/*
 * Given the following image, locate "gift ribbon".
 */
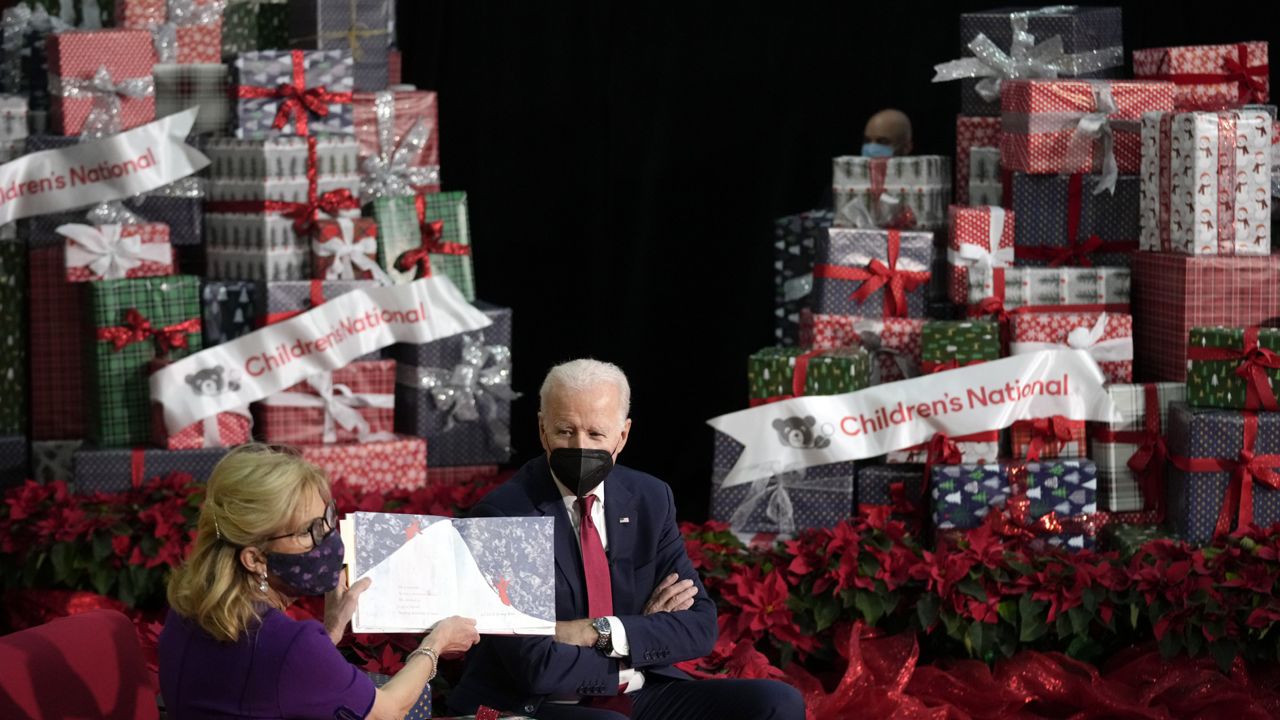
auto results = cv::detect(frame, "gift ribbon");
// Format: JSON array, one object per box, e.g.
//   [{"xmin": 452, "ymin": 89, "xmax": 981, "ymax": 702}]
[
  {"xmin": 994, "ymin": 494, "xmax": 1102, "ymax": 547},
  {"xmin": 262, "ymin": 279, "xmax": 328, "ymax": 326},
  {"xmin": 1168, "ymin": 412, "xmax": 1280, "ymax": 538},
  {"xmin": 198, "ymin": 405, "xmax": 252, "ymax": 448},
  {"xmin": 1, "ymin": 3, "xmax": 69, "ymax": 87},
  {"xmin": 968, "ymin": 266, "xmax": 1130, "ymax": 319},
  {"xmin": 1091, "ymin": 383, "xmax": 1168, "ymax": 518},
  {"xmin": 97, "ymin": 308, "xmax": 201, "ymax": 356},
  {"xmin": 259, "ymin": 371, "xmax": 396, "ymax": 444},
  {"xmin": 930, "ymin": 6, "xmax": 1123, "ymax": 102},
  {"xmin": 395, "ymin": 335, "xmax": 519, "ymax": 453},
  {"xmin": 746, "ymin": 349, "xmax": 830, "ymax": 407},
  {"xmin": 946, "ymin": 207, "xmax": 1012, "ymax": 277},
  {"xmin": 1185, "ymin": 327, "xmax": 1280, "ymax": 411},
  {"xmin": 726, "ymin": 462, "xmax": 834, "ymax": 536},
  {"xmin": 146, "ymin": 0, "xmax": 228, "ymax": 64},
  {"xmin": 394, "ymin": 194, "xmax": 472, "ymax": 279},
  {"xmin": 235, "ymin": 49, "xmax": 353, "ymax": 136},
  {"xmin": 130, "ymin": 448, "xmax": 147, "ymax": 489},
  {"xmin": 1148, "ymin": 43, "xmax": 1269, "ymax": 106},
  {"xmin": 312, "ymin": 217, "xmax": 392, "ymax": 283},
  {"xmin": 307, "ymin": 0, "xmax": 388, "ymax": 62},
  {"xmin": 58, "ymin": 223, "xmax": 171, "ymax": 280},
  {"xmin": 49, "ymin": 65, "xmax": 156, "ymax": 137},
  {"xmin": 1014, "ymin": 174, "xmax": 1138, "ymax": 266},
  {"xmin": 813, "ymin": 230, "xmax": 930, "ymax": 319},
  {"xmin": 851, "ymin": 319, "xmax": 918, "ymax": 382},
  {"xmin": 359, "ymin": 93, "xmax": 439, "ymax": 199},
  {"xmin": 1020, "ymin": 415, "xmax": 1078, "ymax": 461},
  {"xmin": 1010, "ymin": 312, "xmax": 1133, "ymax": 368}
]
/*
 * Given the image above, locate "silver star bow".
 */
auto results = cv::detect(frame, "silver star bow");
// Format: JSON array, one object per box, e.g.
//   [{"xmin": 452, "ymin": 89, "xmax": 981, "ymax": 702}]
[{"xmin": 398, "ymin": 335, "xmax": 520, "ymax": 454}]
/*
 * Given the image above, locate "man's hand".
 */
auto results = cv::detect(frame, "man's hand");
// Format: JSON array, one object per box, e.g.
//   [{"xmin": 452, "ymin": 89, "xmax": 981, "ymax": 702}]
[
  {"xmin": 324, "ymin": 569, "xmax": 371, "ymax": 645},
  {"xmin": 644, "ymin": 574, "xmax": 697, "ymax": 615},
  {"xmin": 554, "ymin": 618, "xmax": 599, "ymax": 648}
]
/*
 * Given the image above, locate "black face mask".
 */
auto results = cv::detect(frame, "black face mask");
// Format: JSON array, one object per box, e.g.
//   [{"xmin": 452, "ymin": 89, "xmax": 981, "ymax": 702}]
[{"xmin": 549, "ymin": 447, "xmax": 615, "ymax": 497}]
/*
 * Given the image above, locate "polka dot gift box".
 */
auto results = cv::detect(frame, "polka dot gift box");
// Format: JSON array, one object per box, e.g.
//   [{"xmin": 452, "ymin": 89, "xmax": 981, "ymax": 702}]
[
  {"xmin": 1009, "ymin": 172, "xmax": 1140, "ymax": 269},
  {"xmin": 947, "ymin": 205, "xmax": 1015, "ymax": 306},
  {"xmin": 1009, "ymin": 311, "xmax": 1133, "ymax": 384},
  {"xmin": 300, "ymin": 435, "xmax": 427, "ymax": 493},
  {"xmin": 1133, "ymin": 42, "xmax": 1269, "ymax": 112}
]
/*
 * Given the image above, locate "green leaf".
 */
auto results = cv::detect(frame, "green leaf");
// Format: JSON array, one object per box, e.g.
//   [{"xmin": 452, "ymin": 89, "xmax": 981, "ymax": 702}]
[
  {"xmin": 956, "ymin": 578, "xmax": 987, "ymax": 601},
  {"xmin": 1067, "ymin": 607, "xmax": 1090, "ymax": 636},
  {"xmin": 813, "ymin": 601, "xmax": 840, "ymax": 633},
  {"xmin": 1209, "ymin": 640, "xmax": 1238, "ymax": 673},
  {"xmin": 853, "ymin": 590, "xmax": 886, "ymax": 626},
  {"xmin": 89, "ymin": 565, "xmax": 114, "ymax": 596},
  {"xmin": 1158, "ymin": 630, "xmax": 1180, "ymax": 659},
  {"xmin": 1130, "ymin": 603, "xmax": 1140, "ymax": 629},
  {"xmin": 1186, "ymin": 627, "xmax": 1204, "ymax": 657},
  {"xmin": 916, "ymin": 593, "xmax": 939, "ymax": 629},
  {"xmin": 92, "ymin": 533, "xmax": 113, "ymax": 562},
  {"xmin": 49, "ymin": 544, "xmax": 74, "ymax": 585},
  {"xmin": 968, "ymin": 621, "xmax": 994, "ymax": 660},
  {"xmin": 997, "ymin": 600, "xmax": 1017, "ymax": 625},
  {"xmin": 1019, "ymin": 595, "xmax": 1048, "ymax": 644}
]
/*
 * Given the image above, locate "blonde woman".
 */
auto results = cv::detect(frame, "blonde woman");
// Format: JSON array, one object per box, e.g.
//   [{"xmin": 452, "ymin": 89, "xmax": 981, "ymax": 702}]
[{"xmin": 160, "ymin": 444, "xmax": 479, "ymax": 719}]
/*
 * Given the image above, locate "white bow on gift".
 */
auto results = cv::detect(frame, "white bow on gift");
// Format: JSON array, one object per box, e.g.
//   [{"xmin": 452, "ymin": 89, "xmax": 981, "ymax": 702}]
[
  {"xmin": 57, "ymin": 223, "xmax": 172, "ymax": 280},
  {"xmin": 50, "ymin": 64, "xmax": 155, "ymax": 137},
  {"xmin": 261, "ymin": 371, "xmax": 397, "ymax": 444},
  {"xmin": 147, "ymin": 0, "xmax": 228, "ymax": 64},
  {"xmin": 397, "ymin": 335, "xmax": 519, "ymax": 454},
  {"xmin": 359, "ymin": 91, "xmax": 440, "ymax": 200},
  {"xmin": 1009, "ymin": 312, "xmax": 1133, "ymax": 363},
  {"xmin": 945, "ymin": 207, "xmax": 1012, "ymax": 273},
  {"xmin": 311, "ymin": 217, "xmax": 392, "ymax": 284}
]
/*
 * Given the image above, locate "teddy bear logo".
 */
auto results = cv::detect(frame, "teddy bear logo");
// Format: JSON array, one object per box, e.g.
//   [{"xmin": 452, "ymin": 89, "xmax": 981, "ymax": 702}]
[
  {"xmin": 771, "ymin": 416, "xmax": 830, "ymax": 449},
  {"xmin": 185, "ymin": 365, "xmax": 241, "ymax": 397}
]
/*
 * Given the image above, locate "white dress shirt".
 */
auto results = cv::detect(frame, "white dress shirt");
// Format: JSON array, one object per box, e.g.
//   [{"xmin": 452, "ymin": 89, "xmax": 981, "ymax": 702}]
[{"xmin": 551, "ymin": 474, "xmax": 645, "ymax": 693}]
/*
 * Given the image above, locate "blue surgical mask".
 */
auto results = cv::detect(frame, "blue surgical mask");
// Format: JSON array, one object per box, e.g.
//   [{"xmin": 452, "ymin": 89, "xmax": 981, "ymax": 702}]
[{"xmin": 861, "ymin": 142, "xmax": 896, "ymax": 158}]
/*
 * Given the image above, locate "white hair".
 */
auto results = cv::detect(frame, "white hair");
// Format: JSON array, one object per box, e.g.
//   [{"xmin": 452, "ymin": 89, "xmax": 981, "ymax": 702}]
[{"xmin": 539, "ymin": 359, "xmax": 631, "ymax": 424}]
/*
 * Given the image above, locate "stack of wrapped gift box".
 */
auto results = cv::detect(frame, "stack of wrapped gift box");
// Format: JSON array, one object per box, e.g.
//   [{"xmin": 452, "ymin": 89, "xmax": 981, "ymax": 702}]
[{"xmin": 0, "ymin": 0, "xmax": 513, "ymax": 494}]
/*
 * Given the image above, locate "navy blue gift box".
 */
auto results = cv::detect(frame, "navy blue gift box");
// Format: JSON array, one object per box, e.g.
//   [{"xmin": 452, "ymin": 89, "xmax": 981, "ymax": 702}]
[
  {"xmin": 1010, "ymin": 173, "xmax": 1138, "ymax": 268},
  {"xmin": 202, "ymin": 280, "xmax": 258, "ymax": 347},
  {"xmin": 71, "ymin": 447, "xmax": 228, "ymax": 494},
  {"xmin": 1, "ymin": 435, "xmax": 27, "ymax": 489}
]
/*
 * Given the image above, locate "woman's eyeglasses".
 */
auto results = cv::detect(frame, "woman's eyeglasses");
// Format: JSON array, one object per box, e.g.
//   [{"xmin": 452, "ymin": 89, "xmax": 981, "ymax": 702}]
[{"xmin": 266, "ymin": 500, "xmax": 337, "ymax": 549}]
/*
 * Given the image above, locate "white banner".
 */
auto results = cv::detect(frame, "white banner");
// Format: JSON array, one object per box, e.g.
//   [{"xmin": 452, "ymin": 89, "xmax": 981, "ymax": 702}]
[
  {"xmin": 0, "ymin": 109, "xmax": 208, "ymax": 226},
  {"xmin": 707, "ymin": 350, "xmax": 1120, "ymax": 488},
  {"xmin": 151, "ymin": 276, "xmax": 492, "ymax": 433}
]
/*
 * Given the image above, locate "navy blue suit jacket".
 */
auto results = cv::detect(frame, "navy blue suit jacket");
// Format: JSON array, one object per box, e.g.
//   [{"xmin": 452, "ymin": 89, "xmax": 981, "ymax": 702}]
[{"xmin": 448, "ymin": 457, "xmax": 718, "ymax": 716}]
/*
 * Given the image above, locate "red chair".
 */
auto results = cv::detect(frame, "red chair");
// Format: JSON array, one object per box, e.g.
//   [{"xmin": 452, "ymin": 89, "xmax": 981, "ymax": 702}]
[{"xmin": 0, "ymin": 609, "xmax": 159, "ymax": 720}]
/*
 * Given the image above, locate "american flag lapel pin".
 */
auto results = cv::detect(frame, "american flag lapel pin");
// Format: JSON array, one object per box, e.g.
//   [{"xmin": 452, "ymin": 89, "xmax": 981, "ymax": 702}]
[{"xmin": 619, "ymin": 517, "xmax": 630, "ymax": 524}]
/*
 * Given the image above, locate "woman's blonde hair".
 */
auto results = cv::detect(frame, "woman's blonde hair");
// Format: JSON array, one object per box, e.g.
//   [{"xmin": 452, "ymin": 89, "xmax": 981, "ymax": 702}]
[{"xmin": 167, "ymin": 444, "xmax": 331, "ymax": 643}]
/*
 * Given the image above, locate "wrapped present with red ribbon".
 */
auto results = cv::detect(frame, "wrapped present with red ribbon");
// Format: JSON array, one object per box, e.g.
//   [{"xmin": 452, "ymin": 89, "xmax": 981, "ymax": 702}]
[
  {"xmin": 1090, "ymin": 383, "xmax": 1184, "ymax": 514},
  {"xmin": 1138, "ymin": 109, "xmax": 1272, "ymax": 256},
  {"xmin": 856, "ymin": 464, "xmax": 925, "ymax": 534},
  {"xmin": 70, "ymin": 445, "xmax": 228, "ymax": 494},
  {"xmin": 46, "ymin": 29, "xmax": 156, "ymax": 136},
  {"xmin": 746, "ymin": 346, "xmax": 871, "ymax": 406},
  {"xmin": 1010, "ymin": 415, "xmax": 1088, "ymax": 461},
  {"xmin": 116, "ymin": 0, "xmax": 226, "ymax": 64},
  {"xmin": 375, "ymin": 191, "xmax": 475, "ymax": 300},
  {"xmin": 87, "ymin": 276, "xmax": 203, "ymax": 447},
  {"xmin": 1012, "ymin": 172, "xmax": 1138, "ymax": 268},
  {"xmin": 955, "ymin": 115, "xmax": 1004, "ymax": 206},
  {"xmin": 1000, "ymin": 79, "xmax": 1174, "ymax": 191},
  {"xmin": 58, "ymin": 222, "xmax": 174, "ymax": 282},
  {"xmin": 255, "ymin": 359, "xmax": 396, "ymax": 445},
  {"xmin": 1187, "ymin": 326, "xmax": 1280, "ymax": 411},
  {"xmin": 963, "ymin": 266, "xmax": 1130, "ymax": 313},
  {"xmin": 1132, "ymin": 254, "xmax": 1280, "ymax": 382},
  {"xmin": 947, "ymin": 205, "xmax": 1014, "ymax": 305},
  {"xmin": 797, "ymin": 311, "xmax": 923, "ymax": 382},
  {"xmin": 354, "ymin": 86, "xmax": 441, "ymax": 196},
  {"xmin": 286, "ymin": 0, "xmax": 392, "ymax": 92},
  {"xmin": 234, "ymin": 48, "xmax": 353, "ymax": 138},
  {"xmin": 811, "ymin": 228, "xmax": 933, "ymax": 320},
  {"xmin": 301, "ymin": 435, "xmax": 426, "ymax": 493},
  {"xmin": 1166, "ymin": 402, "xmax": 1280, "ymax": 544},
  {"xmin": 148, "ymin": 358, "xmax": 251, "ymax": 450},
  {"xmin": 1009, "ymin": 311, "xmax": 1133, "ymax": 383},
  {"xmin": 310, "ymin": 217, "xmax": 388, "ymax": 282},
  {"xmin": 831, "ymin": 155, "xmax": 951, "ymax": 230},
  {"xmin": 1134, "ymin": 41, "xmax": 1269, "ymax": 111}
]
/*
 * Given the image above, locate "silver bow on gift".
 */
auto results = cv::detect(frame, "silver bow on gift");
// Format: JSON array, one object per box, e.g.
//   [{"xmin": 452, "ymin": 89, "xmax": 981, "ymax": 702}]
[
  {"xmin": 148, "ymin": 0, "xmax": 228, "ymax": 64},
  {"xmin": 727, "ymin": 462, "xmax": 817, "ymax": 535},
  {"xmin": 397, "ymin": 335, "xmax": 520, "ymax": 454},
  {"xmin": 1065, "ymin": 83, "xmax": 1125, "ymax": 195},
  {"xmin": 360, "ymin": 91, "xmax": 440, "ymax": 200},
  {"xmin": 57, "ymin": 223, "xmax": 172, "ymax": 280},
  {"xmin": 84, "ymin": 200, "xmax": 145, "ymax": 225},
  {"xmin": 1, "ymin": 2, "xmax": 69, "ymax": 88},
  {"xmin": 50, "ymin": 64, "xmax": 155, "ymax": 137},
  {"xmin": 931, "ymin": 5, "xmax": 1123, "ymax": 103},
  {"xmin": 853, "ymin": 319, "xmax": 918, "ymax": 383},
  {"xmin": 261, "ymin": 371, "xmax": 397, "ymax": 444}
]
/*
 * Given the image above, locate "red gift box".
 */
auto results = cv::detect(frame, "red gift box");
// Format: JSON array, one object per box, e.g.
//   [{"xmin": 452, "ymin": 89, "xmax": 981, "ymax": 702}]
[
  {"xmin": 947, "ymin": 205, "xmax": 1014, "ymax": 305},
  {"xmin": 1009, "ymin": 311, "xmax": 1133, "ymax": 383},
  {"xmin": 1010, "ymin": 417, "xmax": 1088, "ymax": 460},
  {"xmin": 302, "ymin": 435, "xmax": 427, "ymax": 492},
  {"xmin": 798, "ymin": 310, "xmax": 923, "ymax": 382},
  {"xmin": 256, "ymin": 360, "xmax": 397, "ymax": 444},
  {"xmin": 149, "ymin": 359, "xmax": 251, "ymax": 449},
  {"xmin": 1133, "ymin": 41, "xmax": 1269, "ymax": 111},
  {"xmin": 1132, "ymin": 254, "xmax": 1280, "ymax": 382},
  {"xmin": 46, "ymin": 30, "xmax": 156, "ymax": 135},
  {"xmin": 999, "ymin": 79, "xmax": 1174, "ymax": 177},
  {"xmin": 310, "ymin": 218, "xmax": 387, "ymax": 282},
  {"xmin": 60, "ymin": 222, "xmax": 174, "ymax": 282},
  {"xmin": 115, "ymin": 0, "xmax": 223, "ymax": 64},
  {"xmin": 955, "ymin": 115, "xmax": 1003, "ymax": 206},
  {"xmin": 353, "ymin": 88, "xmax": 440, "ymax": 195}
]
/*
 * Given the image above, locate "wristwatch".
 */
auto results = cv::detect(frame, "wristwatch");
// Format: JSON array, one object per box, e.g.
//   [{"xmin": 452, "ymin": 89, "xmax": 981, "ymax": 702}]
[{"xmin": 591, "ymin": 617, "xmax": 613, "ymax": 654}]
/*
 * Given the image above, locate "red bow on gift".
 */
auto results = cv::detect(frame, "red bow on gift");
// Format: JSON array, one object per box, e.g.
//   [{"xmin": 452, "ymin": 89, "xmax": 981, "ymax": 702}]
[
  {"xmin": 1186, "ymin": 327, "xmax": 1280, "ymax": 411},
  {"xmin": 1014, "ymin": 174, "xmax": 1137, "ymax": 267},
  {"xmin": 1023, "ymin": 416, "xmax": 1076, "ymax": 461},
  {"xmin": 1171, "ymin": 413, "xmax": 1280, "ymax": 538},
  {"xmin": 991, "ymin": 494, "xmax": 1102, "ymax": 546},
  {"xmin": 813, "ymin": 230, "xmax": 930, "ymax": 319},
  {"xmin": 394, "ymin": 195, "xmax": 473, "ymax": 279},
  {"xmin": 1092, "ymin": 384, "xmax": 1168, "ymax": 517},
  {"xmin": 236, "ymin": 50, "xmax": 354, "ymax": 136},
  {"xmin": 96, "ymin": 308, "xmax": 201, "ymax": 356},
  {"xmin": 1155, "ymin": 43, "xmax": 1269, "ymax": 106}
]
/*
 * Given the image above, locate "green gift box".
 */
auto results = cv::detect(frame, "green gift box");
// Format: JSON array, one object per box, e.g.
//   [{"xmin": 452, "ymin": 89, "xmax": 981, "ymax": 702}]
[
  {"xmin": 920, "ymin": 320, "xmax": 1000, "ymax": 372},
  {"xmin": 1100, "ymin": 523, "xmax": 1173, "ymax": 558},
  {"xmin": 1187, "ymin": 327, "xmax": 1280, "ymax": 410},
  {"xmin": 87, "ymin": 276, "xmax": 203, "ymax": 447},
  {"xmin": 371, "ymin": 192, "xmax": 475, "ymax": 301},
  {"xmin": 222, "ymin": 0, "xmax": 290, "ymax": 57},
  {"xmin": 747, "ymin": 346, "xmax": 870, "ymax": 403},
  {"xmin": 0, "ymin": 240, "xmax": 26, "ymax": 434}
]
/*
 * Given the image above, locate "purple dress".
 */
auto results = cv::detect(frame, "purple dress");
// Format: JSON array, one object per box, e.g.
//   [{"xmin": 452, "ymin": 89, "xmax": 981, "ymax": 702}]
[{"xmin": 159, "ymin": 607, "xmax": 376, "ymax": 719}]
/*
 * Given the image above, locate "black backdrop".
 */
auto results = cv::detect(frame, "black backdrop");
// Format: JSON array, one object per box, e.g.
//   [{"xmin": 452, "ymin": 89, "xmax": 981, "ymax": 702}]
[{"xmin": 396, "ymin": 1, "xmax": 1278, "ymax": 520}]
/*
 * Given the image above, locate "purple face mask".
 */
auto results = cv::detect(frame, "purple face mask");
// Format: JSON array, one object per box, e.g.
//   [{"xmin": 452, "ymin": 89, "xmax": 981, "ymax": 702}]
[{"xmin": 267, "ymin": 530, "xmax": 345, "ymax": 596}]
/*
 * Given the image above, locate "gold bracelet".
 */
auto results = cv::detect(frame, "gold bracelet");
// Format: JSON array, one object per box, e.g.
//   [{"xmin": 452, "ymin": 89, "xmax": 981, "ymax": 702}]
[{"xmin": 407, "ymin": 645, "xmax": 439, "ymax": 682}]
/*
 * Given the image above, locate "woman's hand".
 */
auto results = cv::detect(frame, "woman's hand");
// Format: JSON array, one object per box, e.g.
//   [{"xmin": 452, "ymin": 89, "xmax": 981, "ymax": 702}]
[
  {"xmin": 324, "ymin": 569, "xmax": 371, "ymax": 645},
  {"xmin": 424, "ymin": 616, "xmax": 480, "ymax": 658}
]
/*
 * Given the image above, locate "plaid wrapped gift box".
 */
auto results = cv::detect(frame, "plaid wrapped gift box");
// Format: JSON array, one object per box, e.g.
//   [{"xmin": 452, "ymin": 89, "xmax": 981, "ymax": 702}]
[
  {"xmin": 27, "ymin": 243, "xmax": 87, "ymax": 439},
  {"xmin": 1091, "ymin": 383, "xmax": 1185, "ymax": 513},
  {"xmin": 0, "ymin": 435, "xmax": 25, "ymax": 489},
  {"xmin": 1010, "ymin": 417, "xmax": 1088, "ymax": 461},
  {"xmin": 946, "ymin": 205, "xmax": 1013, "ymax": 305},
  {"xmin": 353, "ymin": 87, "xmax": 441, "ymax": 195},
  {"xmin": 255, "ymin": 359, "xmax": 396, "ymax": 444},
  {"xmin": 999, "ymin": 79, "xmax": 1174, "ymax": 177},
  {"xmin": 46, "ymin": 30, "xmax": 156, "ymax": 135},
  {"xmin": 1134, "ymin": 42, "xmax": 1269, "ymax": 111},
  {"xmin": 1009, "ymin": 311, "xmax": 1133, "ymax": 383},
  {"xmin": 116, "ymin": 0, "xmax": 224, "ymax": 64},
  {"xmin": 155, "ymin": 63, "xmax": 231, "ymax": 136},
  {"xmin": 30, "ymin": 440, "xmax": 82, "ymax": 483},
  {"xmin": 59, "ymin": 222, "xmax": 174, "ymax": 282},
  {"xmin": 390, "ymin": 302, "xmax": 515, "ymax": 467},
  {"xmin": 234, "ymin": 49, "xmax": 353, "ymax": 138},
  {"xmin": 373, "ymin": 192, "xmax": 475, "ymax": 300},
  {"xmin": 288, "ymin": 0, "xmax": 391, "ymax": 92},
  {"xmin": 963, "ymin": 266, "xmax": 1130, "ymax": 312},
  {"xmin": 956, "ymin": 115, "xmax": 1003, "ymax": 205},
  {"xmin": 71, "ymin": 445, "xmax": 227, "ymax": 494},
  {"xmin": 1131, "ymin": 254, "xmax": 1280, "ymax": 382},
  {"xmin": 301, "ymin": 435, "xmax": 426, "ymax": 492},
  {"xmin": 87, "ymin": 276, "xmax": 203, "ymax": 447},
  {"xmin": 773, "ymin": 209, "xmax": 832, "ymax": 346},
  {"xmin": 1011, "ymin": 172, "xmax": 1139, "ymax": 268},
  {"xmin": 797, "ymin": 312, "xmax": 923, "ymax": 382},
  {"xmin": 747, "ymin": 346, "xmax": 870, "ymax": 404},
  {"xmin": 221, "ymin": 0, "xmax": 288, "ymax": 57},
  {"xmin": 949, "ymin": 6, "xmax": 1123, "ymax": 117},
  {"xmin": 201, "ymin": 279, "xmax": 257, "ymax": 346},
  {"xmin": 831, "ymin": 155, "xmax": 951, "ymax": 230},
  {"xmin": 0, "ymin": 241, "xmax": 26, "ymax": 434},
  {"xmin": 711, "ymin": 430, "xmax": 856, "ymax": 534},
  {"xmin": 855, "ymin": 464, "xmax": 925, "ymax": 529},
  {"xmin": 811, "ymin": 228, "xmax": 933, "ymax": 320},
  {"xmin": 1139, "ymin": 110, "xmax": 1272, "ymax": 256},
  {"xmin": 1187, "ymin": 327, "xmax": 1280, "ymax": 410},
  {"xmin": 1166, "ymin": 402, "xmax": 1280, "ymax": 543},
  {"xmin": 0, "ymin": 3, "xmax": 68, "ymax": 111}
]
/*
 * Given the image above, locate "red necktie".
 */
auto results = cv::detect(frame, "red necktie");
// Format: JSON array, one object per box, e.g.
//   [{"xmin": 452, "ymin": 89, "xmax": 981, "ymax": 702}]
[{"xmin": 577, "ymin": 494, "xmax": 613, "ymax": 617}]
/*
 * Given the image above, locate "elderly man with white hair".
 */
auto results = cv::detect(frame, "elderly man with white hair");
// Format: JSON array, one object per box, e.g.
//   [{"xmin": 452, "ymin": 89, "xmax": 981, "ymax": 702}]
[{"xmin": 450, "ymin": 359, "xmax": 805, "ymax": 720}]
